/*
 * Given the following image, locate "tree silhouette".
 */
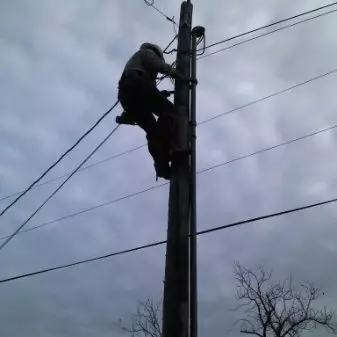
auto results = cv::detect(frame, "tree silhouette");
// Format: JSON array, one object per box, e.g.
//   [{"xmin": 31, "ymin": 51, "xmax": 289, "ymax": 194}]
[
  {"xmin": 115, "ymin": 298, "xmax": 162, "ymax": 337},
  {"xmin": 233, "ymin": 262, "xmax": 336, "ymax": 337}
]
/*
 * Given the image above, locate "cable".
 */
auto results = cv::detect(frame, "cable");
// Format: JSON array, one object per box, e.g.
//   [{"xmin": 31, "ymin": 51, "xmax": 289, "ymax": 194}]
[
  {"xmin": 0, "ymin": 182, "xmax": 169, "ymax": 240},
  {"xmin": 202, "ymin": 1, "xmax": 337, "ymax": 52},
  {"xmin": 0, "ymin": 100, "xmax": 120, "ymax": 218},
  {"xmin": 2, "ymin": 124, "xmax": 336, "ymax": 241},
  {"xmin": 0, "ymin": 125, "xmax": 121, "ymax": 252},
  {"xmin": 163, "ymin": 34, "xmax": 178, "ymax": 54},
  {"xmin": 144, "ymin": 0, "xmax": 176, "ymax": 24},
  {"xmin": 0, "ymin": 240, "xmax": 167, "ymax": 284},
  {"xmin": 196, "ymin": 34, "xmax": 206, "ymax": 56},
  {"xmin": 198, "ymin": 7, "xmax": 337, "ymax": 60},
  {"xmin": 0, "ymin": 144, "xmax": 146, "ymax": 204},
  {"xmin": 198, "ymin": 124, "xmax": 337, "ymax": 174},
  {"xmin": 2, "ymin": 195, "xmax": 337, "ymax": 284},
  {"xmin": 199, "ymin": 69, "xmax": 337, "ymax": 124},
  {"xmin": 2, "ymin": 68, "xmax": 336, "ymax": 205}
]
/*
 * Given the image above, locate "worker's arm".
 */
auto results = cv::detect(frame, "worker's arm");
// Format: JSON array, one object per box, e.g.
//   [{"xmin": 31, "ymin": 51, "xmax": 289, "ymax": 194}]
[{"xmin": 141, "ymin": 49, "xmax": 185, "ymax": 80}]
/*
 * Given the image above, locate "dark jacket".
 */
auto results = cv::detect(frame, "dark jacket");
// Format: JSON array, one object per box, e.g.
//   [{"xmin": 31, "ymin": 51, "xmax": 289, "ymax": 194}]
[{"xmin": 123, "ymin": 47, "xmax": 173, "ymax": 82}]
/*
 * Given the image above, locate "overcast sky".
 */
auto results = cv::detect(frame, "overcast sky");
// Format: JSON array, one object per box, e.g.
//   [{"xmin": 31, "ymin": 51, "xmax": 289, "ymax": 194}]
[{"xmin": 1, "ymin": 0, "xmax": 337, "ymax": 336}]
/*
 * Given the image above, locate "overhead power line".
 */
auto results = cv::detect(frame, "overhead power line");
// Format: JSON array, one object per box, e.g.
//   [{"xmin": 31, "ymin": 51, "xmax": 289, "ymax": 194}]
[
  {"xmin": 198, "ymin": 7, "xmax": 337, "ymax": 60},
  {"xmin": 0, "ymin": 145, "xmax": 146, "ymax": 204},
  {"xmin": 202, "ymin": 1, "xmax": 337, "ymax": 51},
  {"xmin": 198, "ymin": 69, "xmax": 337, "ymax": 124},
  {"xmin": 1, "ymin": 68, "xmax": 336, "ymax": 205},
  {"xmin": 2, "ymin": 123, "xmax": 336, "ymax": 241},
  {"xmin": 143, "ymin": 0, "xmax": 176, "ymax": 25},
  {"xmin": 0, "ymin": 101, "xmax": 120, "ymax": 219},
  {"xmin": 1, "ymin": 195, "xmax": 337, "ymax": 284},
  {"xmin": 163, "ymin": 34, "xmax": 178, "ymax": 54},
  {"xmin": 0, "ymin": 125, "xmax": 120, "ymax": 252}
]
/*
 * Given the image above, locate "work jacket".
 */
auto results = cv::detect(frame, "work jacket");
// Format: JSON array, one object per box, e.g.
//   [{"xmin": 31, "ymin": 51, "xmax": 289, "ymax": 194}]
[{"xmin": 122, "ymin": 47, "xmax": 172, "ymax": 83}]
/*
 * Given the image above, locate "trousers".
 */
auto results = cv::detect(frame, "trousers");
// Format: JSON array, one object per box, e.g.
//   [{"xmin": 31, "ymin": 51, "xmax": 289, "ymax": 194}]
[{"xmin": 118, "ymin": 70, "xmax": 176, "ymax": 161}]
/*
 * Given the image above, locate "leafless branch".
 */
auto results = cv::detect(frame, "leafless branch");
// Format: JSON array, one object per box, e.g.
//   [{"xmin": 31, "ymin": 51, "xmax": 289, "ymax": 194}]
[
  {"xmin": 114, "ymin": 299, "xmax": 162, "ymax": 337},
  {"xmin": 232, "ymin": 262, "xmax": 337, "ymax": 337}
]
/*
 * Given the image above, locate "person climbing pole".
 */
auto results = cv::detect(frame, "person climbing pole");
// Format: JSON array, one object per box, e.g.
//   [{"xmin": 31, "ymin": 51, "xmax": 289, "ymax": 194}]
[{"xmin": 116, "ymin": 42, "xmax": 189, "ymax": 180}]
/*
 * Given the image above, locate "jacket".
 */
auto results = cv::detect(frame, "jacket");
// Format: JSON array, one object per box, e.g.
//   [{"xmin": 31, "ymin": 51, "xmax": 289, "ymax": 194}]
[{"xmin": 122, "ymin": 48, "xmax": 173, "ymax": 82}]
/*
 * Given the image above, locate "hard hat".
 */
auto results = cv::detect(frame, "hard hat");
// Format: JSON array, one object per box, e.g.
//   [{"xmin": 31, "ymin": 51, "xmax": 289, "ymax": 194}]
[{"xmin": 140, "ymin": 43, "xmax": 164, "ymax": 60}]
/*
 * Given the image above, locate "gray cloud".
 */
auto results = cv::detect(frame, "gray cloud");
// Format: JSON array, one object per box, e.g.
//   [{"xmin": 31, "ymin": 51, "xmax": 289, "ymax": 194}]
[{"xmin": 1, "ymin": 0, "xmax": 337, "ymax": 336}]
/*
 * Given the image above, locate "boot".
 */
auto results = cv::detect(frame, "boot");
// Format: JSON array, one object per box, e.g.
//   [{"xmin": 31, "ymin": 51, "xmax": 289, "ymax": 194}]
[
  {"xmin": 115, "ymin": 111, "xmax": 137, "ymax": 125},
  {"xmin": 154, "ymin": 159, "xmax": 171, "ymax": 180},
  {"xmin": 147, "ymin": 131, "xmax": 171, "ymax": 180}
]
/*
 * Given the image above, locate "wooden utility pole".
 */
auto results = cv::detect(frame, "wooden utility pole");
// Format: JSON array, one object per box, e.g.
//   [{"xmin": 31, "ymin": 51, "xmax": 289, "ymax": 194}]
[
  {"xmin": 162, "ymin": 1, "xmax": 193, "ymax": 337},
  {"xmin": 190, "ymin": 25, "xmax": 204, "ymax": 337}
]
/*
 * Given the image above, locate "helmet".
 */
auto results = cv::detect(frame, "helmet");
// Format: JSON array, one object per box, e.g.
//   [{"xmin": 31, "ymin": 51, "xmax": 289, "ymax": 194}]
[{"xmin": 140, "ymin": 43, "xmax": 164, "ymax": 60}]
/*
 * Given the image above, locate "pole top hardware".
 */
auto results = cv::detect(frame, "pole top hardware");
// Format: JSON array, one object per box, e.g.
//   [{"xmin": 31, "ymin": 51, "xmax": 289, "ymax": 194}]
[{"xmin": 192, "ymin": 26, "xmax": 205, "ymax": 37}]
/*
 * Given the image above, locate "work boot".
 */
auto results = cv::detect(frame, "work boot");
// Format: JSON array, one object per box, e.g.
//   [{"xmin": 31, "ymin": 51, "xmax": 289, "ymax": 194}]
[
  {"xmin": 115, "ymin": 111, "xmax": 137, "ymax": 125},
  {"xmin": 154, "ymin": 159, "xmax": 171, "ymax": 180}
]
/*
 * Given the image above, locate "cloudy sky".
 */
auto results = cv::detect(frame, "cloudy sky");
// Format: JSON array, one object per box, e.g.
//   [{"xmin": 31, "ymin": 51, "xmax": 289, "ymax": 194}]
[{"xmin": 1, "ymin": 0, "xmax": 337, "ymax": 336}]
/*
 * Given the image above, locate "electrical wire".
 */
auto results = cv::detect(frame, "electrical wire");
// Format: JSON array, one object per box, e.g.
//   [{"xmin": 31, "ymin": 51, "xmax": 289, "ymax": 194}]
[
  {"xmin": 2, "ymin": 124, "xmax": 336, "ymax": 241},
  {"xmin": 198, "ymin": 7, "xmax": 337, "ymax": 60},
  {"xmin": 2, "ymin": 195, "xmax": 337, "ymax": 284},
  {"xmin": 199, "ymin": 69, "xmax": 337, "ymax": 124},
  {"xmin": 2, "ymin": 68, "xmax": 336, "ymax": 205},
  {"xmin": 163, "ymin": 34, "xmax": 178, "ymax": 54},
  {"xmin": 0, "ymin": 100, "xmax": 120, "ymax": 218},
  {"xmin": 0, "ymin": 124, "xmax": 121, "ymax": 252},
  {"xmin": 201, "ymin": 1, "xmax": 337, "ymax": 52},
  {"xmin": 0, "ymin": 144, "xmax": 146, "ymax": 204},
  {"xmin": 144, "ymin": 0, "xmax": 176, "ymax": 24},
  {"xmin": 196, "ymin": 35, "xmax": 206, "ymax": 56},
  {"xmin": 0, "ymin": 182, "xmax": 169, "ymax": 241}
]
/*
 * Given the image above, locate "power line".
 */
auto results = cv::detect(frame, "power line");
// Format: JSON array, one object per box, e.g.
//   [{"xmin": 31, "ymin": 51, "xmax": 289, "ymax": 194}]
[
  {"xmin": 0, "ymin": 182, "xmax": 169, "ymax": 240},
  {"xmin": 198, "ymin": 7, "xmax": 337, "ymax": 60},
  {"xmin": 0, "ymin": 125, "xmax": 120, "ymax": 252},
  {"xmin": 202, "ymin": 1, "xmax": 337, "ymax": 52},
  {"xmin": 198, "ymin": 69, "xmax": 337, "ymax": 124},
  {"xmin": 163, "ymin": 34, "xmax": 178, "ymax": 54},
  {"xmin": 2, "ymin": 195, "xmax": 337, "ymax": 284},
  {"xmin": 0, "ymin": 101, "xmax": 120, "ymax": 218},
  {"xmin": 1, "ymin": 68, "xmax": 336, "ymax": 206},
  {"xmin": 143, "ymin": 0, "xmax": 176, "ymax": 24},
  {"xmin": 2, "ymin": 124, "xmax": 336, "ymax": 241},
  {"xmin": 0, "ymin": 144, "xmax": 146, "ymax": 204},
  {"xmin": 198, "ymin": 124, "xmax": 337, "ymax": 174}
]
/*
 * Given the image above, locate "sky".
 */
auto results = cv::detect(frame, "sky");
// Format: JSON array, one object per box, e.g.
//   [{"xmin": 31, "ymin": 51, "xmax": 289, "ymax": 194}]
[{"xmin": 1, "ymin": 0, "xmax": 337, "ymax": 336}]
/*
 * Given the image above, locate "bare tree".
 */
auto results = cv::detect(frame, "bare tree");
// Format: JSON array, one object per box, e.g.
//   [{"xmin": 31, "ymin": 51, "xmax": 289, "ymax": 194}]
[
  {"xmin": 115, "ymin": 298, "xmax": 162, "ymax": 337},
  {"xmin": 232, "ymin": 262, "xmax": 337, "ymax": 337}
]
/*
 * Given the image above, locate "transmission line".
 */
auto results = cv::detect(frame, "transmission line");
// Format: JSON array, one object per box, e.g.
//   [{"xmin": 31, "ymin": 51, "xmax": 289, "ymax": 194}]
[
  {"xmin": 0, "ymin": 125, "xmax": 120, "ymax": 252},
  {"xmin": 143, "ymin": 0, "xmax": 176, "ymax": 25},
  {"xmin": 1, "ymin": 69, "xmax": 336, "ymax": 205},
  {"xmin": 0, "ymin": 101, "xmax": 120, "ymax": 218},
  {"xmin": 198, "ymin": 7, "xmax": 337, "ymax": 60},
  {"xmin": 202, "ymin": 1, "xmax": 337, "ymax": 52},
  {"xmin": 2, "ymin": 124, "xmax": 336, "ymax": 241},
  {"xmin": 0, "ymin": 145, "xmax": 146, "ymax": 204},
  {"xmin": 199, "ymin": 69, "xmax": 337, "ymax": 124},
  {"xmin": 1, "ymin": 195, "xmax": 337, "ymax": 284}
]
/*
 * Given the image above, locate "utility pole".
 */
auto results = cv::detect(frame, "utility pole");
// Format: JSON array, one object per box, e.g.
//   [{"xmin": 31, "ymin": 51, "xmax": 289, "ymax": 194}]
[
  {"xmin": 190, "ymin": 25, "xmax": 204, "ymax": 337},
  {"xmin": 162, "ymin": 1, "xmax": 193, "ymax": 337}
]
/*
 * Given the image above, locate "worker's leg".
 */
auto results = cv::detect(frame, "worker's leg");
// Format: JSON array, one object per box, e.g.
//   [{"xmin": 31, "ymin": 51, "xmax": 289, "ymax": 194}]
[
  {"xmin": 118, "ymin": 73, "xmax": 171, "ymax": 179},
  {"xmin": 132, "ymin": 112, "xmax": 171, "ymax": 180},
  {"xmin": 148, "ymin": 89, "xmax": 179, "ymax": 158}
]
